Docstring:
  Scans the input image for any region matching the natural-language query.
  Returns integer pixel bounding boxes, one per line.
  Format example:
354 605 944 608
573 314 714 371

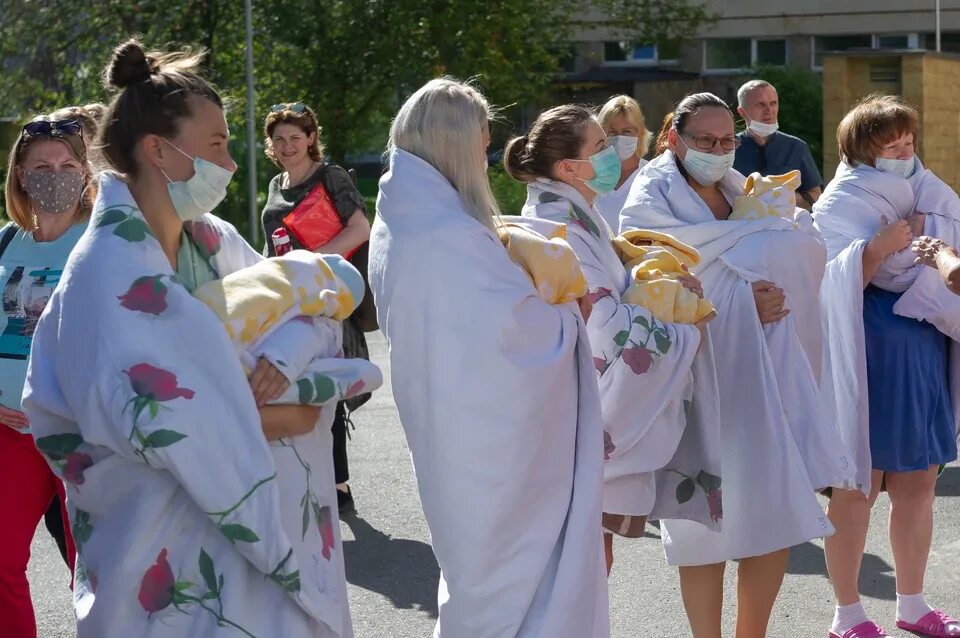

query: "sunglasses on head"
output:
270 102 306 114
22 119 83 138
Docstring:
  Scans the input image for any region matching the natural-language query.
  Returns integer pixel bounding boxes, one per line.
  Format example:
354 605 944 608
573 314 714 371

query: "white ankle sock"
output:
897 592 935 624
832 601 869 635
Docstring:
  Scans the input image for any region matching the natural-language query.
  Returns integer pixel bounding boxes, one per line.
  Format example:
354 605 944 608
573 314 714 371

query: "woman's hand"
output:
912 235 950 269
577 295 593 324
249 357 290 407
678 274 704 299
751 280 789 324
0 405 29 430
867 217 913 259
259 405 322 441
693 310 716 344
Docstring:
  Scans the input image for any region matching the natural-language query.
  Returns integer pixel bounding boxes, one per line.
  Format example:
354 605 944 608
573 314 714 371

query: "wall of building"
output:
822 52 960 190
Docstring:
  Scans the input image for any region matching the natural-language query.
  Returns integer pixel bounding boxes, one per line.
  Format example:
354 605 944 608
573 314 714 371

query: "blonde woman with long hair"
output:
369 78 609 637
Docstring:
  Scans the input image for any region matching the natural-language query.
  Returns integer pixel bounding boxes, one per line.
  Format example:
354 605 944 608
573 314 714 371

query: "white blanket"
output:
621 151 843 565
24 173 354 637
521 178 721 530
813 160 960 495
370 149 608 638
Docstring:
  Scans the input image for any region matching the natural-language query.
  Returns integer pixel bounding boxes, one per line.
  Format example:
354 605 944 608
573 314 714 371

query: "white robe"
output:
24 173 353 637
370 149 608 638
813 160 960 495
521 179 721 530
621 151 844 565
595 162 646 233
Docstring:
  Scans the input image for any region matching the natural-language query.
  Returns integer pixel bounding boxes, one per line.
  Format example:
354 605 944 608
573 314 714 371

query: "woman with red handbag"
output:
261 103 372 514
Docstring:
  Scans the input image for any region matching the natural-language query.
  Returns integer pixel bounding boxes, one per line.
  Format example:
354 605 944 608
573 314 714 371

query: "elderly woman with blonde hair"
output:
596 94 653 231
369 77 609 637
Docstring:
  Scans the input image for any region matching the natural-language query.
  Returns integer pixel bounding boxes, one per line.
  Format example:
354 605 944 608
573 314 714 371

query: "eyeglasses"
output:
22 119 82 138
270 102 306 114
681 132 740 152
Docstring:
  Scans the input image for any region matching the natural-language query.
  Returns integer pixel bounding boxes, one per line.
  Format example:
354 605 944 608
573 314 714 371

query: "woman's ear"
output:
667 128 681 156
140 134 165 169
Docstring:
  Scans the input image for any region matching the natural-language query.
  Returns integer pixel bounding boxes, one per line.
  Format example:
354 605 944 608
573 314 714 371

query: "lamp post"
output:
244 0 258 244
937 0 942 52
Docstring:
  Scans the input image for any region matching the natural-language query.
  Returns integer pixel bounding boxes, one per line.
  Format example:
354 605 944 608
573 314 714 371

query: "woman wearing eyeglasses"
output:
620 92 849 638
0 113 93 637
261 103 372 515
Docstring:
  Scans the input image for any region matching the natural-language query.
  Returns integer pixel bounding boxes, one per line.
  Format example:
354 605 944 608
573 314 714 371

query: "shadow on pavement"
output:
342 514 440 617
787 541 896 600
936 466 959 497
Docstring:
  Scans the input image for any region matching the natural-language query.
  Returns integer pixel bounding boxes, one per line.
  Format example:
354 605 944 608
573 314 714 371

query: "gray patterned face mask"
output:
23 171 85 215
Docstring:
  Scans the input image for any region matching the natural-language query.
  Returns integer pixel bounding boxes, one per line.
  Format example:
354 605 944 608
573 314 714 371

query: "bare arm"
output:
259 405 322 441
316 210 371 257
862 217 913 289
913 236 960 295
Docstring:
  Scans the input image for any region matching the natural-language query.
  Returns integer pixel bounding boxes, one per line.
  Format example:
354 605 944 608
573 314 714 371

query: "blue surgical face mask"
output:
569 145 621 195
160 139 234 221
875 155 916 179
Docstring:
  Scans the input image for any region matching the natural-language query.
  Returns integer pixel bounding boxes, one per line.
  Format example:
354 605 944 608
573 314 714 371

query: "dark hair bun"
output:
104 39 154 90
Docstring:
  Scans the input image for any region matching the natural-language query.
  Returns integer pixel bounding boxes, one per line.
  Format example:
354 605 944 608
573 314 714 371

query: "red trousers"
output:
0 424 75 638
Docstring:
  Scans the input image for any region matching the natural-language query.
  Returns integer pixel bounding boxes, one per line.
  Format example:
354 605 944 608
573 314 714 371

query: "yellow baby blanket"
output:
729 170 801 221
193 250 358 347
498 221 587 305
613 229 716 324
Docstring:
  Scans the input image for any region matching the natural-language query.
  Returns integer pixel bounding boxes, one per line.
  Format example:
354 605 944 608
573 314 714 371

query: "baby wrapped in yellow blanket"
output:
729 170 801 221
497 220 587 305
613 229 716 324
192 250 382 405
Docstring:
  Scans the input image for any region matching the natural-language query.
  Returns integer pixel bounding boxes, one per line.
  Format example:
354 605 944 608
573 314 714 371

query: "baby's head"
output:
320 254 365 311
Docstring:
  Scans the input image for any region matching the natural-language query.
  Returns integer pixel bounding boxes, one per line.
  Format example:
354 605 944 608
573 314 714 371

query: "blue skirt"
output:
863 285 958 472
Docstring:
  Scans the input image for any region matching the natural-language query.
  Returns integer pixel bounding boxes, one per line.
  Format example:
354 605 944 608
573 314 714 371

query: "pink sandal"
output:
897 610 960 637
828 621 890 638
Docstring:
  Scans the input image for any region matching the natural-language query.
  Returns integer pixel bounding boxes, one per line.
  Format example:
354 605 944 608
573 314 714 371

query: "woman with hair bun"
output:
22 39 353 637
504 104 717 578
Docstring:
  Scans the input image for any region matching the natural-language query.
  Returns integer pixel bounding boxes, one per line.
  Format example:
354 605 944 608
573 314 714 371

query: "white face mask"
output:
160 139 234 222
609 135 639 160
747 119 779 137
678 136 736 186
875 155 916 179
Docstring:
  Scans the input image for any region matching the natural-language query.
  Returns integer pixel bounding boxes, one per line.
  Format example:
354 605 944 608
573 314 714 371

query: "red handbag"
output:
282 181 359 259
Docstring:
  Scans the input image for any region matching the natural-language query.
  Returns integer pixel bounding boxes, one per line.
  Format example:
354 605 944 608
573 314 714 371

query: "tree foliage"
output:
0 0 714 235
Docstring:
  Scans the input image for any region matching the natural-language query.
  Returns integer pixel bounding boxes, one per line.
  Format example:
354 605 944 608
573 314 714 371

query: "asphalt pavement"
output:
27 332 960 637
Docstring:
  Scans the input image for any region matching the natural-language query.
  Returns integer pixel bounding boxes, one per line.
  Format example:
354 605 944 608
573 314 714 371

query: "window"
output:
705 38 751 70
602 40 678 65
703 38 787 71
755 39 786 65
812 35 874 68
921 31 960 52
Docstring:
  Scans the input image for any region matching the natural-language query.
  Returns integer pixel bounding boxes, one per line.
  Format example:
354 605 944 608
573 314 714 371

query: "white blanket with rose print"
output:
620 150 846 565
522 177 721 530
23 172 358 638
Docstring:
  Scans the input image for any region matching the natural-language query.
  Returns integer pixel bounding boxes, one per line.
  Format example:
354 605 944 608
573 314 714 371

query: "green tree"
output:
750 65 825 173
0 0 715 234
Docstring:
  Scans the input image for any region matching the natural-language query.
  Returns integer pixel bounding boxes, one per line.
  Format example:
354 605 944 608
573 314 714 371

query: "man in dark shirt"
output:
733 79 823 207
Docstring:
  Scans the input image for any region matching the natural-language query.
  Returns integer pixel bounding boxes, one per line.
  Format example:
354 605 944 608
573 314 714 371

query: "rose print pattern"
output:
593 306 672 378
122 363 193 463
183 220 223 260
666 468 723 522
95 205 154 243
203 474 274 545
138 547 258 636
118 275 171 315
317 505 336 560
35 433 93 486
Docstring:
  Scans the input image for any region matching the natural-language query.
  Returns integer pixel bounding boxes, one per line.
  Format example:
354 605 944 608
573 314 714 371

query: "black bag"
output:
344 168 378 333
